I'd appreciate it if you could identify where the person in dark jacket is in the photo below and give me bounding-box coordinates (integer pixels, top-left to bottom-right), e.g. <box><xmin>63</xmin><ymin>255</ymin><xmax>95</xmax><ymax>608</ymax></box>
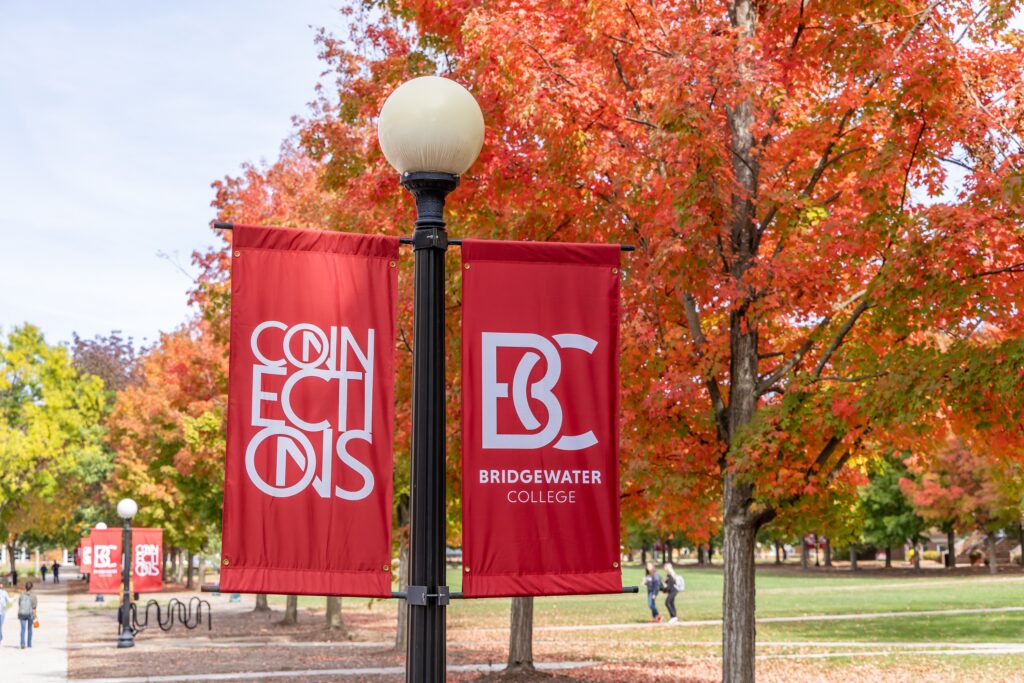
<box><xmin>51</xmin><ymin>561</ymin><xmax>59</xmax><ymax>584</ymax></box>
<box><xmin>643</xmin><ymin>562</ymin><xmax>663</xmax><ymax>622</ymax></box>
<box><xmin>40</xmin><ymin>565</ymin><xmax>48</xmax><ymax>583</ymax></box>
<box><xmin>662</xmin><ymin>562</ymin><xmax>684</xmax><ymax>623</ymax></box>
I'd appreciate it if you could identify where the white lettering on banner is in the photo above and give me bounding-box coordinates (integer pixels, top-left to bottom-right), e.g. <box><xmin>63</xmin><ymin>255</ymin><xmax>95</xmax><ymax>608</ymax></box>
<box><xmin>134</xmin><ymin>544</ymin><xmax>161</xmax><ymax>577</ymax></box>
<box><xmin>507</xmin><ymin>489</ymin><xmax>577</xmax><ymax>504</ymax></box>
<box><xmin>479</xmin><ymin>469</ymin><xmax>602</xmax><ymax>485</ymax></box>
<box><xmin>245</xmin><ymin>321</ymin><xmax>377</xmax><ymax>500</ymax></box>
<box><xmin>482</xmin><ymin>332</ymin><xmax>599</xmax><ymax>450</ymax></box>
<box><xmin>82</xmin><ymin>547</ymin><xmax>92</xmax><ymax>565</ymax></box>
<box><xmin>93</xmin><ymin>545</ymin><xmax>117</xmax><ymax>571</ymax></box>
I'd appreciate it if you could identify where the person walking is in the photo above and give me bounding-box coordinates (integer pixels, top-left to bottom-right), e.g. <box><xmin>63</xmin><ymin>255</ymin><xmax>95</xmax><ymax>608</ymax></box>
<box><xmin>643</xmin><ymin>562</ymin><xmax>663</xmax><ymax>622</ymax></box>
<box><xmin>0</xmin><ymin>584</ymin><xmax>9</xmax><ymax>645</ymax></box>
<box><xmin>51</xmin><ymin>561</ymin><xmax>59</xmax><ymax>584</ymax></box>
<box><xmin>18</xmin><ymin>581</ymin><xmax>37</xmax><ymax>649</ymax></box>
<box><xmin>662</xmin><ymin>562</ymin><xmax>684</xmax><ymax>624</ymax></box>
<box><xmin>40</xmin><ymin>564</ymin><xmax>48</xmax><ymax>583</ymax></box>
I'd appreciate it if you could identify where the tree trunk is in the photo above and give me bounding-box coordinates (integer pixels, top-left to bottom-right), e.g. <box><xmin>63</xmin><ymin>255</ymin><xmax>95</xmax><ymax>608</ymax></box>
<box><xmin>198</xmin><ymin>554</ymin><xmax>206</xmax><ymax>587</ymax></box>
<box><xmin>641</xmin><ymin>544</ymin><xmax>647</xmax><ymax>565</ymax></box>
<box><xmin>666</xmin><ymin>539</ymin><xmax>673</xmax><ymax>564</ymax></box>
<box><xmin>823</xmin><ymin>539</ymin><xmax>832</xmax><ymax>567</ymax></box>
<box><xmin>774</xmin><ymin>542</ymin><xmax>781</xmax><ymax>564</ymax></box>
<box><xmin>987</xmin><ymin>532</ymin><xmax>998</xmax><ymax>575</ymax></box>
<box><xmin>162</xmin><ymin>546</ymin><xmax>170</xmax><ymax>578</ymax></box>
<box><xmin>507</xmin><ymin>596</ymin><xmax>534</xmax><ymax>672</ymax></box>
<box><xmin>913</xmin><ymin>543</ymin><xmax>921</xmax><ymax>571</ymax></box>
<box><xmin>325</xmin><ymin>596</ymin><xmax>343</xmax><ymax>630</ymax></box>
<box><xmin>696</xmin><ymin>545</ymin><xmax>704</xmax><ymax>565</ymax></box>
<box><xmin>722</xmin><ymin>489</ymin><xmax>759</xmax><ymax>683</ymax></box>
<box><xmin>254</xmin><ymin>594</ymin><xmax>270</xmax><ymax>612</ymax></box>
<box><xmin>885</xmin><ymin>547</ymin><xmax>892</xmax><ymax>568</ymax></box>
<box><xmin>850</xmin><ymin>546</ymin><xmax>858</xmax><ymax>571</ymax></box>
<box><xmin>186</xmin><ymin>551</ymin><xmax>195</xmax><ymax>589</ymax></box>
<box><xmin>947</xmin><ymin>527</ymin><xmax>956</xmax><ymax>568</ymax></box>
<box><xmin>6</xmin><ymin>542</ymin><xmax>16</xmax><ymax>585</ymax></box>
<box><xmin>800</xmin><ymin>541</ymin><xmax>809</xmax><ymax>570</ymax></box>
<box><xmin>1018</xmin><ymin>524</ymin><xmax>1024</xmax><ymax>567</ymax></box>
<box><xmin>279</xmin><ymin>595</ymin><xmax>299</xmax><ymax>625</ymax></box>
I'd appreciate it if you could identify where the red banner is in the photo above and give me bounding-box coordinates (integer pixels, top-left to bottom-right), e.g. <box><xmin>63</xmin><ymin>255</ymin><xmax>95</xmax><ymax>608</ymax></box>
<box><xmin>460</xmin><ymin>239</ymin><xmax>622</xmax><ymax>597</ymax></box>
<box><xmin>131</xmin><ymin>528</ymin><xmax>163</xmax><ymax>593</ymax></box>
<box><xmin>220</xmin><ymin>224</ymin><xmax>398</xmax><ymax>597</ymax></box>
<box><xmin>79</xmin><ymin>538</ymin><xmax>93</xmax><ymax>574</ymax></box>
<box><xmin>89</xmin><ymin>528</ymin><xmax>122</xmax><ymax>594</ymax></box>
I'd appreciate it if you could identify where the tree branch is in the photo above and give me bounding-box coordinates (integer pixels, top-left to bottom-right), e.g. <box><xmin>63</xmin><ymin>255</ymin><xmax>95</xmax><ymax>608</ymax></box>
<box><xmin>962</xmin><ymin>262</ymin><xmax>1024</xmax><ymax>280</ymax></box>
<box><xmin>900</xmin><ymin>120</ymin><xmax>927</xmax><ymax>212</ymax></box>
<box><xmin>681</xmin><ymin>292</ymin><xmax>729</xmax><ymax>440</ymax></box>
<box><xmin>812</xmin><ymin>299</ymin><xmax>870</xmax><ymax>378</ymax></box>
<box><xmin>757</xmin><ymin>291</ymin><xmax>869</xmax><ymax>394</ymax></box>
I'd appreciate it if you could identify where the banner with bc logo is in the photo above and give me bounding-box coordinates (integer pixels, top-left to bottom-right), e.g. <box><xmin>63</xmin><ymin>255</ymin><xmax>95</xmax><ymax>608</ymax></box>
<box><xmin>460</xmin><ymin>239</ymin><xmax>622</xmax><ymax>597</ymax></box>
<box><xmin>221</xmin><ymin>224</ymin><xmax>398</xmax><ymax>598</ymax></box>
<box><xmin>88</xmin><ymin>528</ymin><xmax>123</xmax><ymax>594</ymax></box>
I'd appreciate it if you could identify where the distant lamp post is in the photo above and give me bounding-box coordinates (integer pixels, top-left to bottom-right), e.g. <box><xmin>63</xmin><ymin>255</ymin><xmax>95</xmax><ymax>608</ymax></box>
<box><xmin>116</xmin><ymin>498</ymin><xmax>138</xmax><ymax>648</ymax></box>
<box><xmin>378</xmin><ymin>75</ymin><xmax>484</xmax><ymax>683</ymax></box>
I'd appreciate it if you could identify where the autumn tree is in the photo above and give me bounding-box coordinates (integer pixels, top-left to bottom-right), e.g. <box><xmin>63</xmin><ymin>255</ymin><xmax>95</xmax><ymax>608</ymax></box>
<box><xmin>72</xmin><ymin>331</ymin><xmax>140</xmax><ymax>394</ymax></box>
<box><xmin>902</xmin><ymin>437</ymin><xmax>1023</xmax><ymax>573</ymax></box>
<box><xmin>204</xmin><ymin>2</ymin><xmax>1024</xmax><ymax>679</ymax></box>
<box><xmin>0</xmin><ymin>325</ymin><xmax>107</xmax><ymax>577</ymax></box>
<box><xmin>106</xmin><ymin>320</ymin><xmax>227</xmax><ymax>586</ymax></box>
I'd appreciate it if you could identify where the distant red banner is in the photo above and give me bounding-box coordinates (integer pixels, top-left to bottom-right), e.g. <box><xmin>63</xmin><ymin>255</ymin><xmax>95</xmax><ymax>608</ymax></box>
<box><xmin>460</xmin><ymin>239</ymin><xmax>622</xmax><ymax>597</ymax></box>
<box><xmin>89</xmin><ymin>528</ymin><xmax>122</xmax><ymax>594</ymax></box>
<box><xmin>132</xmin><ymin>528</ymin><xmax>163</xmax><ymax>593</ymax></box>
<box><xmin>220</xmin><ymin>224</ymin><xmax>398</xmax><ymax>597</ymax></box>
<box><xmin>79</xmin><ymin>538</ymin><xmax>93</xmax><ymax>574</ymax></box>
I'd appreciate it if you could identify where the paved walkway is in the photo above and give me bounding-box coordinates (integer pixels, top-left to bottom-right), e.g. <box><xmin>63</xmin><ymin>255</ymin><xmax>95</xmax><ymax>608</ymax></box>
<box><xmin>1</xmin><ymin>581</ymin><xmax>70</xmax><ymax>682</ymax></box>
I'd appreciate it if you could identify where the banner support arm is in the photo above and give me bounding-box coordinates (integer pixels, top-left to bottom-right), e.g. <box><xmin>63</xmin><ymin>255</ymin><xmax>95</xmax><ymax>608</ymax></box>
<box><xmin>212</xmin><ymin>222</ymin><xmax>635</xmax><ymax>251</ymax></box>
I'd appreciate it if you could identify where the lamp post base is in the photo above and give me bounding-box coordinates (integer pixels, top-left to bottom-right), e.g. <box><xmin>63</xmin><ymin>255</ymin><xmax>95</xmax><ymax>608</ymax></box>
<box><xmin>117</xmin><ymin>632</ymin><xmax>135</xmax><ymax>648</ymax></box>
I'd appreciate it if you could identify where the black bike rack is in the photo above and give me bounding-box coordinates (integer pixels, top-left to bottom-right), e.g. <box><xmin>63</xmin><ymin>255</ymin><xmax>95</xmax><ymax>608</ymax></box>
<box><xmin>128</xmin><ymin>597</ymin><xmax>212</xmax><ymax>633</ymax></box>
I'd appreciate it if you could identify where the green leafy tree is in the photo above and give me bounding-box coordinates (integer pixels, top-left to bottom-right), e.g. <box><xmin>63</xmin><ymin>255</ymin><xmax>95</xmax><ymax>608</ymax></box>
<box><xmin>860</xmin><ymin>456</ymin><xmax>924</xmax><ymax>568</ymax></box>
<box><xmin>0</xmin><ymin>324</ymin><xmax>107</xmax><ymax>575</ymax></box>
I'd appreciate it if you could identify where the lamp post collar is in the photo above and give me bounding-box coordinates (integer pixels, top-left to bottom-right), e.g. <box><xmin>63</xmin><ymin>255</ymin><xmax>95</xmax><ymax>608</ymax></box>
<box><xmin>401</xmin><ymin>172</ymin><xmax>459</xmax><ymax>251</ymax></box>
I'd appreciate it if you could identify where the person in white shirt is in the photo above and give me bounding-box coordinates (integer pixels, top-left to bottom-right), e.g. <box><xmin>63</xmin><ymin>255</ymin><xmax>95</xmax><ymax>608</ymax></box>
<box><xmin>0</xmin><ymin>585</ymin><xmax>10</xmax><ymax>645</ymax></box>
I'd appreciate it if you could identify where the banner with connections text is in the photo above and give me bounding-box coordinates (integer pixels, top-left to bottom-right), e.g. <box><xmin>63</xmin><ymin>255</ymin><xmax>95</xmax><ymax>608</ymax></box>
<box><xmin>132</xmin><ymin>528</ymin><xmax>164</xmax><ymax>593</ymax></box>
<box><xmin>460</xmin><ymin>239</ymin><xmax>622</xmax><ymax>597</ymax></box>
<box><xmin>220</xmin><ymin>224</ymin><xmax>398</xmax><ymax>597</ymax></box>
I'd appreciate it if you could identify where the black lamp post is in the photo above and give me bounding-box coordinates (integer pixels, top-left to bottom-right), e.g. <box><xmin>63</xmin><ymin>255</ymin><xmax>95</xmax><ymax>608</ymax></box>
<box><xmin>116</xmin><ymin>498</ymin><xmax>138</xmax><ymax>648</ymax></box>
<box><xmin>377</xmin><ymin>76</ymin><xmax>484</xmax><ymax>683</ymax></box>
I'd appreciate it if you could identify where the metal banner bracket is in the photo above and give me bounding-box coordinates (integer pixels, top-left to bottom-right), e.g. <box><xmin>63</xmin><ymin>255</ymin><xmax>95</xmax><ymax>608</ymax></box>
<box><xmin>405</xmin><ymin>585</ymin><xmax>450</xmax><ymax>606</ymax></box>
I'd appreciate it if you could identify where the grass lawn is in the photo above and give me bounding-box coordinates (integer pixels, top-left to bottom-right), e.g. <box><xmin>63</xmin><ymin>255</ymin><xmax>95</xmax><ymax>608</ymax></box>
<box><xmin>69</xmin><ymin>565</ymin><xmax>1024</xmax><ymax>681</ymax></box>
<box><xmin>266</xmin><ymin>562</ymin><xmax>1024</xmax><ymax>644</ymax></box>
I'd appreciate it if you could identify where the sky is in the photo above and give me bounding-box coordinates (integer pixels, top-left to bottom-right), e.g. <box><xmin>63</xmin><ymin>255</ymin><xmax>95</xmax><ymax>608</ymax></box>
<box><xmin>0</xmin><ymin>1</ymin><xmax>347</xmax><ymax>348</ymax></box>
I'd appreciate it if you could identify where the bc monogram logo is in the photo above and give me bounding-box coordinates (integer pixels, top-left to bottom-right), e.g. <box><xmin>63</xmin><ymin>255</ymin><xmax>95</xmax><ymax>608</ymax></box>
<box><xmin>93</xmin><ymin>545</ymin><xmax>117</xmax><ymax>570</ymax></box>
<box><xmin>481</xmin><ymin>332</ymin><xmax>598</xmax><ymax>451</ymax></box>
<box><xmin>246</xmin><ymin>321</ymin><xmax>376</xmax><ymax>500</ymax></box>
